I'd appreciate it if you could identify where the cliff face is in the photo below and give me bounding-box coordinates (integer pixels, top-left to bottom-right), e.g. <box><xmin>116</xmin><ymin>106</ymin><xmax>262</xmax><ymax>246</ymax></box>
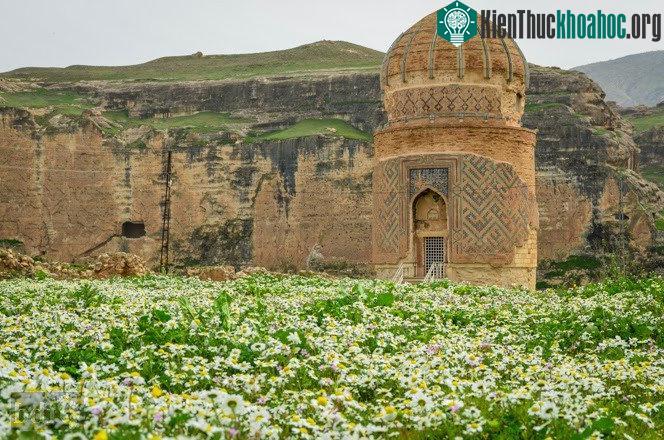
<box><xmin>0</xmin><ymin>107</ymin><xmax>373</xmax><ymax>268</ymax></box>
<box><xmin>617</xmin><ymin>105</ymin><xmax>664</xmax><ymax>180</ymax></box>
<box><xmin>635</xmin><ymin>127</ymin><xmax>664</xmax><ymax>169</ymax></box>
<box><xmin>68</xmin><ymin>74</ymin><xmax>384</xmax><ymax>132</ymax></box>
<box><xmin>1</xmin><ymin>67</ymin><xmax>662</xmax><ymax>272</ymax></box>
<box><xmin>523</xmin><ymin>66</ymin><xmax>662</xmax><ymax>263</ymax></box>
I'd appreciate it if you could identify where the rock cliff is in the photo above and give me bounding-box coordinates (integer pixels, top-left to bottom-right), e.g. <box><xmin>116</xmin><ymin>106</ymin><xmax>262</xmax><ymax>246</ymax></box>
<box><xmin>1</xmin><ymin>65</ymin><xmax>662</xmax><ymax>277</ymax></box>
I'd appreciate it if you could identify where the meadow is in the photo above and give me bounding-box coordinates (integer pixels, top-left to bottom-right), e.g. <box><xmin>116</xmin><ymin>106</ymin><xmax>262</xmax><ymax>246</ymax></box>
<box><xmin>0</xmin><ymin>274</ymin><xmax>662</xmax><ymax>439</ymax></box>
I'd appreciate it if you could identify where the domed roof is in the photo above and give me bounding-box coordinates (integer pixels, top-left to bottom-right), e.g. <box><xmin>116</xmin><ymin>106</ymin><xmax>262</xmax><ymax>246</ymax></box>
<box><xmin>381</xmin><ymin>12</ymin><xmax>529</xmax><ymax>91</ymax></box>
<box><xmin>380</xmin><ymin>12</ymin><xmax>530</xmax><ymax>127</ymax></box>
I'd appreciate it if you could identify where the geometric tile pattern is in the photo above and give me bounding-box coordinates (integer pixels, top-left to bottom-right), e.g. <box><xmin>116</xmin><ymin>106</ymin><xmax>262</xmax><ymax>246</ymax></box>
<box><xmin>450</xmin><ymin>154</ymin><xmax>535</xmax><ymax>265</ymax></box>
<box><xmin>373</xmin><ymin>153</ymin><xmax>536</xmax><ymax>266</ymax></box>
<box><xmin>409</xmin><ymin>167</ymin><xmax>449</xmax><ymax>199</ymax></box>
<box><xmin>372</xmin><ymin>159</ymin><xmax>407</xmax><ymax>261</ymax></box>
<box><xmin>384</xmin><ymin>85</ymin><xmax>502</xmax><ymax>123</ymax></box>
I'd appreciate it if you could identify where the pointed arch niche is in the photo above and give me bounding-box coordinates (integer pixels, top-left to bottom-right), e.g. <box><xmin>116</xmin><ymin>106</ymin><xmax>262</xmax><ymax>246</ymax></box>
<box><xmin>411</xmin><ymin>188</ymin><xmax>449</xmax><ymax>277</ymax></box>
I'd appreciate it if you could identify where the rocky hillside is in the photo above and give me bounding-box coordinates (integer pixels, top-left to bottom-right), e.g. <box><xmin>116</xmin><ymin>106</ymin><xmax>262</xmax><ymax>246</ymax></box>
<box><xmin>0</xmin><ymin>42</ymin><xmax>662</xmax><ymax>281</ymax></box>
<box><xmin>574</xmin><ymin>51</ymin><xmax>664</xmax><ymax>106</ymax></box>
<box><xmin>619</xmin><ymin>103</ymin><xmax>664</xmax><ymax>190</ymax></box>
<box><xmin>0</xmin><ymin>41</ymin><xmax>384</xmax><ymax>82</ymax></box>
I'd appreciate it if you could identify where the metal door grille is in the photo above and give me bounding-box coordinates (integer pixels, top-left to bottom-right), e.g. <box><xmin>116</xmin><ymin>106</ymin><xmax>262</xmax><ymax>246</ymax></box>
<box><xmin>424</xmin><ymin>236</ymin><xmax>444</xmax><ymax>273</ymax></box>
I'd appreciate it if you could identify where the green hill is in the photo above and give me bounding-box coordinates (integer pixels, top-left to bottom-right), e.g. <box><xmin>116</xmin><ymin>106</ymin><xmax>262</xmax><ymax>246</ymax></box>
<box><xmin>0</xmin><ymin>41</ymin><xmax>384</xmax><ymax>83</ymax></box>
<box><xmin>574</xmin><ymin>51</ymin><xmax>664</xmax><ymax>106</ymax></box>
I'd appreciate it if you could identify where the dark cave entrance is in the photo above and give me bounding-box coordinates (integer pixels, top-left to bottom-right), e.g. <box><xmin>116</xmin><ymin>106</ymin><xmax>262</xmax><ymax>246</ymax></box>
<box><xmin>121</xmin><ymin>221</ymin><xmax>146</xmax><ymax>239</ymax></box>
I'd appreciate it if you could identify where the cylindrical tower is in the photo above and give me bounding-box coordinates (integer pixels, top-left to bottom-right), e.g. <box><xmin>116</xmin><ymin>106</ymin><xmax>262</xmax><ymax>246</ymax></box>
<box><xmin>372</xmin><ymin>11</ymin><xmax>538</xmax><ymax>289</ymax></box>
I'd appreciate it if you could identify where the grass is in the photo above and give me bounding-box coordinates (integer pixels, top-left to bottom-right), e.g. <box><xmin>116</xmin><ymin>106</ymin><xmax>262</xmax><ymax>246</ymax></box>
<box><xmin>655</xmin><ymin>210</ymin><xmax>664</xmax><ymax>232</ymax></box>
<box><xmin>0</xmin><ymin>239</ymin><xmax>22</xmax><ymax>248</ymax></box>
<box><xmin>543</xmin><ymin>255</ymin><xmax>602</xmax><ymax>279</ymax></box>
<box><xmin>656</xmin><ymin>217</ymin><xmax>664</xmax><ymax>231</ymax></box>
<box><xmin>0</xmin><ymin>41</ymin><xmax>384</xmax><ymax>83</ymax></box>
<box><xmin>641</xmin><ymin>165</ymin><xmax>664</xmax><ymax>190</ymax></box>
<box><xmin>0</xmin><ymin>88</ymin><xmax>93</xmax><ymax>116</ymax></box>
<box><xmin>626</xmin><ymin>109</ymin><xmax>664</xmax><ymax>133</ymax></box>
<box><xmin>591</xmin><ymin>126</ymin><xmax>613</xmax><ymax>137</ymax></box>
<box><xmin>103</xmin><ymin>110</ymin><xmax>253</xmax><ymax>135</ymax></box>
<box><xmin>524</xmin><ymin>102</ymin><xmax>564</xmax><ymax>113</ymax></box>
<box><xmin>0</xmin><ymin>274</ymin><xmax>663</xmax><ymax>438</ymax></box>
<box><xmin>252</xmin><ymin>118</ymin><xmax>372</xmax><ymax>142</ymax></box>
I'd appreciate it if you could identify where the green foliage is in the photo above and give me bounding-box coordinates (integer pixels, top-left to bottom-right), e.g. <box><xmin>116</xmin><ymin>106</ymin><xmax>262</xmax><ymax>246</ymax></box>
<box><xmin>308</xmin><ymin>258</ymin><xmax>375</xmax><ymax>278</ymax></box>
<box><xmin>1</xmin><ymin>274</ymin><xmax>663</xmax><ymax>438</ymax></box>
<box><xmin>0</xmin><ymin>41</ymin><xmax>384</xmax><ymax>82</ymax></box>
<box><xmin>214</xmin><ymin>291</ymin><xmax>232</xmax><ymax>331</ymax></box>
<box><xmin>177</xmin><ymin>296</ymin><xmax>200</xmax><ymax>325</ymax></box>
<box><xmin>103</xmin><ymin>110</ymin><xmax>253</xmax><ymax>134</ymax></box>
<box><xmin>251</xmin><ymin>118</ymin><xmax>372</xmax><ymax>142</ymax></box>
<box><xmin>0</xmin><ymin>88</ymin><xmax>93</xmax><ymax>116</ymax></box>
<box><xmin>626</xmin><ymin>109</ymin><xmax>664</xmax><ymax>133</ymax></box>
<box><xmin>524</xmin><ymin>102</ymin><xmax>564</xmax><ymax>113</ymax></box>
<box><xmin>642</xmin><ymin>166</ymin><xmax>664</xmax><ymax>190</ymax></box>
<box><xmin>0</xmin><ymin>239</ymin><xmax>23</xmax><ymax>248</ymax></box>
<box><xmin>543</xmin><ymin>254</ymin><xmax>602</xmax><ymax>279</ymax></box>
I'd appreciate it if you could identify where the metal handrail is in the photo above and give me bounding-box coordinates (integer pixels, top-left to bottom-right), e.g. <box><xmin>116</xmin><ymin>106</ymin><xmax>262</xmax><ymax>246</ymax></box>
<box><xmin>423</xmin><ymin>262</ymin><xmax>444</xmax><ymax>283</ymax></box>
<box><xmin>391</xmin><ymin>262</ymin><xmax>405</xmax><ymax>284</ymax></box>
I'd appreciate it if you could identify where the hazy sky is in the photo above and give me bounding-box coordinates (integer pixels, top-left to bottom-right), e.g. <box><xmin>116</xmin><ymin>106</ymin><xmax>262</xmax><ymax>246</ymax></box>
<box><xmin>0</xmin><ymin>0</ymin><xmax>662</xmax><ymax>72</ymax></box>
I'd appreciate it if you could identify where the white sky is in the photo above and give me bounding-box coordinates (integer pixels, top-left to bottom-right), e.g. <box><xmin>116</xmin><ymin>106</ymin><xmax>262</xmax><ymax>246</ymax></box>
<box><xmin>0</xmin><ymin>0</ymin><xmax>662</xmax><ymax>72</ymax></box>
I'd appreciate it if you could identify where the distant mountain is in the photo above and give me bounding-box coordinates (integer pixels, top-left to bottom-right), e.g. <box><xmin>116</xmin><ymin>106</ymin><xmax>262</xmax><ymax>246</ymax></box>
<box><xmin>0</xmin><ymin>41</ymin><xmax>384</xmax><ymax>83</ymax></box>
<box><xmin>574</xmin><ymin>51</ymin><xmax>664</xmax><ymax>107</ymax></box>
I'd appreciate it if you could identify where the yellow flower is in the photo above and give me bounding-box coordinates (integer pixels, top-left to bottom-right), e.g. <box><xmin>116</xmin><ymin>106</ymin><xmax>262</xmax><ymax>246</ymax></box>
<box><xmin>151</xmin><ymin>385</ymin><xmax>163</xmax><ymax>398</ymax></box>
<box><xmin>385</xmin><ymin>405</ymin><xmax>397</xmax><ymax>414</ymax></box>
<box><xmin>93</xmin><ymin>430</ymin><xmax>108</xmax><ymax>440</ymax></box>
<box><xmin>130</xmin><ymin>371</ymin><xmax>141</xmax><ymax>378</ymax></box>
<box><xmin>130</xmin><ymin>395</ymin><xmax>140</xmax><ymax>404</ymax></box>
<box><xmin>316</xmin><ymin>395</ymin><xmax>328</xmax><ymax>406</ymax></box>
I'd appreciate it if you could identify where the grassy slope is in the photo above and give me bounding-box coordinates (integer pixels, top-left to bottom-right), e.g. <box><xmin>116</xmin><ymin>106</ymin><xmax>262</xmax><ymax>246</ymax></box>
<box><xmin>626</xmin><ymin>108</ymin><xmax>664</xmax><ymax>133</ymax></box>
<box><xmin>574</xmin><ymin>51</ymin><xmax>664</xmax><ymax>106</ymax></box>
<box><xmin>0</xmin><ymin>42</ymin><xmax>380</xmax><ymax>141</ymax></box>
<box><xmin>625</xmin><ymin>108</ymin><xmax>663</xmax><ymax>193</ymax></box>
<box><xmin>0</xmin><ymin>41</ymin><xmax>384</xmax><ymax>82</ymax></box>
<box><xmin>253</xmin><ymin>119</ymin><xmax>372</xmax><ymax>142</ymax></box>
<box><xmin>103</xmin><ymin>110</ymin><xmax>253</xmax><ymax>135</ymax></box>
<box><xmin>641</xmin><ymin>165</ymin><xmax>664</xmax><ymax>191</ymax></box>
<box><xmin>0</xmin><ymin>88</ymin><xmax>93</xmax><ymax>116</ymax></box>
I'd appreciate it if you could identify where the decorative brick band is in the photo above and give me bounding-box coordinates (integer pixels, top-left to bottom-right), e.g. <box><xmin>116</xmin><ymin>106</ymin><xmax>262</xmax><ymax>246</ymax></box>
<box><xmin>384</xmin><ymin>85</ymin><xmax>502</xmax><ymax>123</ymax></box>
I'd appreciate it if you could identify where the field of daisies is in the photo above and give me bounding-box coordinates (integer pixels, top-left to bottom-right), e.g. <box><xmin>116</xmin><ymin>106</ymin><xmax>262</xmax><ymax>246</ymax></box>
<box><xmin>0</xmin><ymin>274</ymin><xmax>663</xmax><ymax>439</ymax></box>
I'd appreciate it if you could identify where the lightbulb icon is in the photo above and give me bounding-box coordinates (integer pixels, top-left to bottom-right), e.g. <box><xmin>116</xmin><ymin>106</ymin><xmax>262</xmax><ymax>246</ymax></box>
<box><xmin>438</xmin><ymin>1</ymin><xmax>477</xmax><ymax>47</ymax></box>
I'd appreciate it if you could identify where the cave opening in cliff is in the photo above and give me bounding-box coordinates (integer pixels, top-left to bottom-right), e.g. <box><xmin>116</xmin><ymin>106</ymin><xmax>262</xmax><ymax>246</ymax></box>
<box><xmin>122</xmin><ymin>221</ymin><xmax>146</xmax><ymax>239</ymax></box>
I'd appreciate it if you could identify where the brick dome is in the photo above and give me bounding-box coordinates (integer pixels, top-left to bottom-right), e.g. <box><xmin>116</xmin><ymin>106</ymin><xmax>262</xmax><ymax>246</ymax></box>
<box><xmin>381</xmin><ymin>12</ymin><xmax>529</xmax><ymax>126</ymax></box>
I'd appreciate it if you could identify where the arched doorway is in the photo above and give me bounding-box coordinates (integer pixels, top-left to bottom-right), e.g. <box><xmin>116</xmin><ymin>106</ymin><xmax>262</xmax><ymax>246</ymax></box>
<box><xmin>412</xmin><ymin>189</ymin><xmax>448</xmax><ymax>277</ymax></box>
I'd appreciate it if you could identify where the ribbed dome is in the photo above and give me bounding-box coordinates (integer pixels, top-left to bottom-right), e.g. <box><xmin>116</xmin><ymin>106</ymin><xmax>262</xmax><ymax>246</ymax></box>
<box><xmin>380</xmin><ymin>12</ymin><xmax>529</xmax><ymax>126</ymax></box>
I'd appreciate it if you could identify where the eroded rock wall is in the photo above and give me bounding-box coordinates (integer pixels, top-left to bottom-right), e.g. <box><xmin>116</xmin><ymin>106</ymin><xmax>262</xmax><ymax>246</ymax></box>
<box><xmin>1</xmin><ymin>67</ymin><xmax>661</xmax><ymax>271</ymax></box>
<box><xmin>0</xmin><ymin>108</ymin><xmax>373</xmax><ymax>268</ymax></box>
<box><xmin>523</xmin><ymin>67</ymin><xmax>662</xmax><ymax>262</ymax></box>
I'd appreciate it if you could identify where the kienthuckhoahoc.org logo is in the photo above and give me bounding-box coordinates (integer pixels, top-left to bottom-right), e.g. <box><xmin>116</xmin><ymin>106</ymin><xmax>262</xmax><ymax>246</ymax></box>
<box><xmin>436</xmin><ymin>2</ymin><xmax>661</xmax><ymax>44</ymax></box>
<box><xmin>479</xmin><ymin>10</ymin><xmax>661</xmax><ymax>41</ymax></box>
<box><xmin>437</xmin><ymin>1</ymin><xmax>478</xmax><ymax>47</ymax></box>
